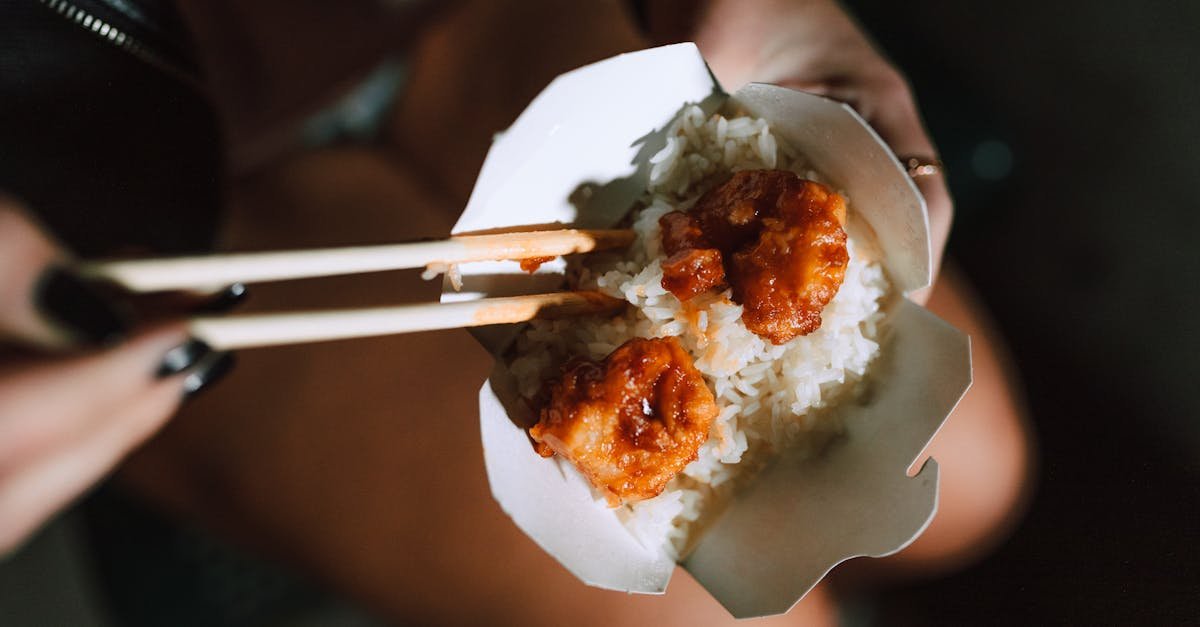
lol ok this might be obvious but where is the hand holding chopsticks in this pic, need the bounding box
[78,228,633,350]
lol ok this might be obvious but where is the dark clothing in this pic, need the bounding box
[0,0,223,257]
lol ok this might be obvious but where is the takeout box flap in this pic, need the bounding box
[445,43,972,615]
[682,298,971,617]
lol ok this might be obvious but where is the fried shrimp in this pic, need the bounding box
[659,170,849,344]
[530,337,719,505]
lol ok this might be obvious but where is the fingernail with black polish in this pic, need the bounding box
[35,266,130,345]
[156,339,212,378]
[196,283,248,313]
[182,351,235,399]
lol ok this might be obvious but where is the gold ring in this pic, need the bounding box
[901,156,943,178]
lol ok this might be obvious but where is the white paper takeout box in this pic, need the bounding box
[441,43,971,618]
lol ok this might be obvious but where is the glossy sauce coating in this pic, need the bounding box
[660,248,725,301]
[519,256,555,273]
[529,337,718,505]
[659,170,849,344]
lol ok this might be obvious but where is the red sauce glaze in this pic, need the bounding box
[529,337,718,505]
[661,248,725,301]
[519,256,556,273]
[658,170,849,344]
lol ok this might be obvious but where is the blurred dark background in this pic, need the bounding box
[1,1,1197,625]
[842,0,1200,623]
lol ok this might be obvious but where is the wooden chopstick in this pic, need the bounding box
[80,229,635,292]
[190,291,625,350]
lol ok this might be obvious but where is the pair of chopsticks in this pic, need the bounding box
[78,229,634,350]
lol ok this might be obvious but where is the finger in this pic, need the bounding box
[30,272,248,348]
[0,326,192,469]
[126,282,249,323]
[789,74,954,290]
[777,78,863,111]
[0,197,246,349]
[0,376,185,555]
[0,200,132,348]
[0,202,78,347]
[909,173,954,300]
[859,76,954,280]
[0,341,235,556]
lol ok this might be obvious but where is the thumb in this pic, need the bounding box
[0,199,129,348]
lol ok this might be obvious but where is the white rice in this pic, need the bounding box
[509,105,889,558]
